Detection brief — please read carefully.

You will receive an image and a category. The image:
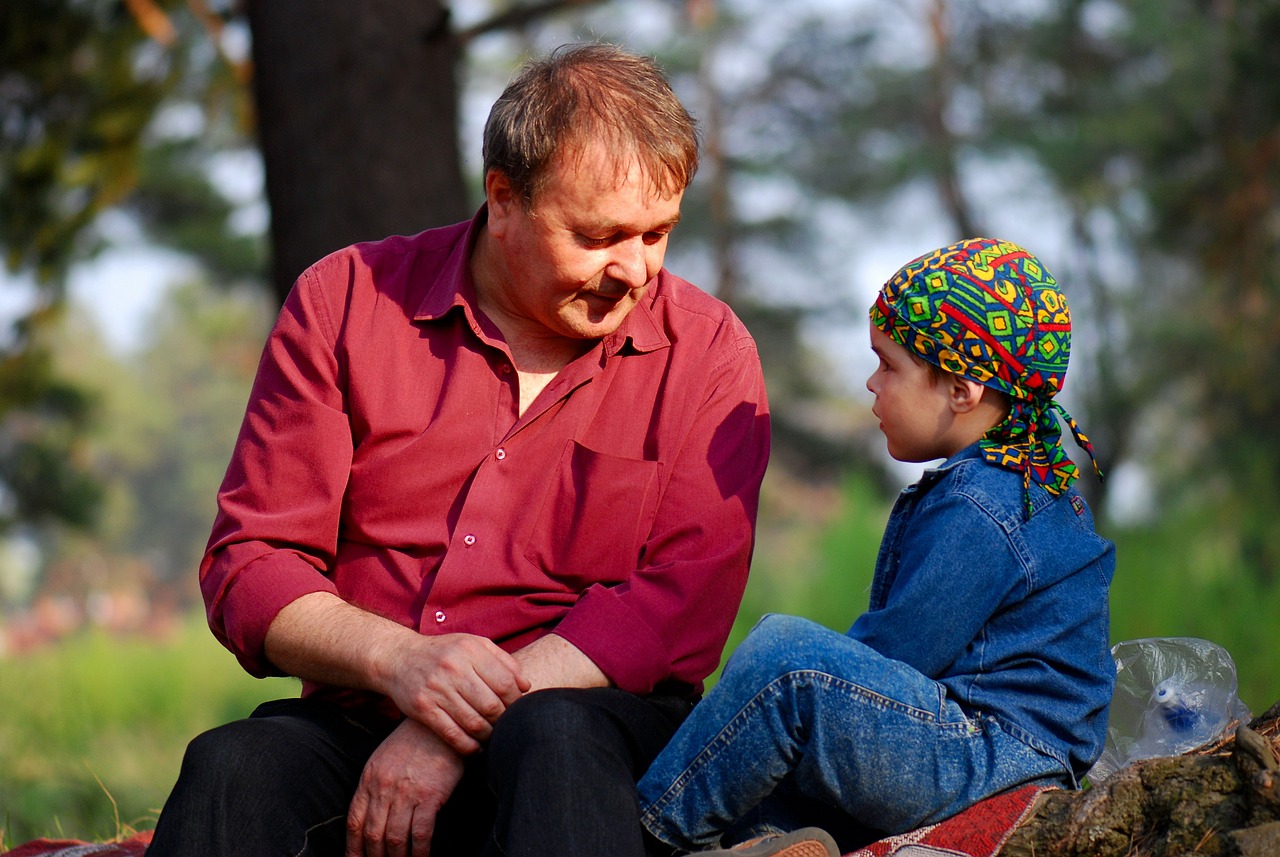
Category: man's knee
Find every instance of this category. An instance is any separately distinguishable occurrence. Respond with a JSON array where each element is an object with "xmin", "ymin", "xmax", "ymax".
[
  {"xmin": 177, "ymin": 717, "xmax": 294, "ymax": 795},
  {"xmin": 491, "ymin": 688, "xmax": 605, "ymax": 754}
]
